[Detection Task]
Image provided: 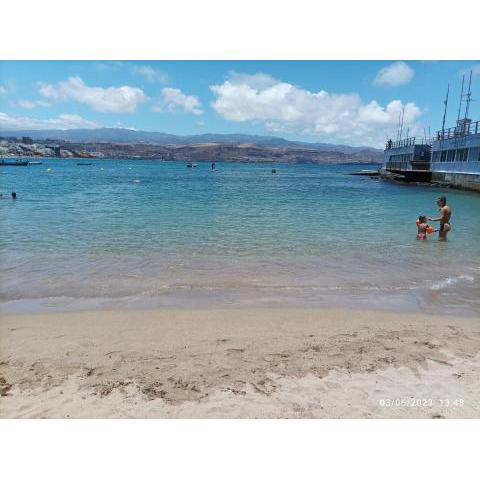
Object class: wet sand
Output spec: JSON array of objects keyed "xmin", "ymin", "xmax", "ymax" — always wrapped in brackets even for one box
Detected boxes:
[{"xmin": 1, "ymin": 307, "xmax": 479, "ymax": 418}]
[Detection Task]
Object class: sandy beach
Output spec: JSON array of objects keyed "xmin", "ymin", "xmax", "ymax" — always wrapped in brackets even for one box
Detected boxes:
[{"xmin": 1, "ymin": 307, "xmax": 479, "ymax": 418}]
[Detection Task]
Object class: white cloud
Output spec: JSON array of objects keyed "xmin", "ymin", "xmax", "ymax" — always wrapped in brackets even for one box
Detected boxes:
[
  {"xmin": 374, "ymin": 61, "xmax": 415, "ymax": 87},
  {"xmin": 95, "ymin": 61, "xmax": 125, "ymax": 71},
  {"xmin": 227, "ymin": 71, "xmax": 278, "ymax": 90},
  {"xmin": 18, "ymin": 99, "xmax": 50, "ymax": 109},
  {"xmin": 0, "ymin": 112, "xmax": 101, "ymax": 130},
  {"xmin": 210, "ymin": 72, "xmax": 422, "ymax": 147},
  {"xmin": 131, "ymin": 65, "xmax": 168, "ymax": 83},
  {"xmin": 18, "ymin": 99, "xmax": 36, "ymax": 109},
  {"xmin": 0, "ymin": 80, "xmax": 16, "ymax": 96},
  {"xmin": 154, "ymin": 87, "xmax": 203, "ymax": 116},
  {"xmin": 38, "ymin": 76, "xmax": 146, "ymax": 113}
]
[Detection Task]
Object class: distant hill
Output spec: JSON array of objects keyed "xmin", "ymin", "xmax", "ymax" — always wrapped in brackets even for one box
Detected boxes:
[{"xmin": 0, "ymin": 128, "xmax": 381, "ymax": 155}]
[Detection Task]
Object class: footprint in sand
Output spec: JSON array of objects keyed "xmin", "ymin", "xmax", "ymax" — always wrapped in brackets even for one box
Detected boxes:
[
  {"xmin": 263, "ymin": 353, "xmax": 290, "ymax": 362},
  {"xmin": 95, "ymin": 380, "xmax": 133, "ymax": 397},
  {"xmin": 333, "ymin": 333, "xmax": 358, "ymax": 339},
  {"xmin": 251, "ymin": 378, "xmax": 277, "ymax": 395},
  {"xmin": 0, "ymin": 376, "xmax": 13, "ymax": 396},
  {"xmin": 447, "ymin": 325, "xmax": 462, "ymax": 335},
  {"xmin": 225, "ymin": 348, "xmax": 245, "ymax": 355},
  {"xmin": 413, "ymin": 340, "xmax": 440, "ymax": 349},
  {"xmin": 225, "ymin": 381, "xmax": 247, "ymax": 396},
  {"xmin": 302, "ymin": 345, "xmax": 322, "ymax": 353},
  {"xmin": 141, "ymin": 381, "xmax": 167, "ymax": 400},
  {"xmin": 153, "ymin": 355, "xmax": 176, "ymax": 361}
]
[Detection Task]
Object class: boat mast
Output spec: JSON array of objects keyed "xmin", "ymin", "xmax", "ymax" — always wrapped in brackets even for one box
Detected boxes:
[
  {"xmin": 457, "ymin": 74, "xmax": 465, "ymax": 125},
  {"xmin": 441, "ymin": 84, "xmax": 450, "ymax": 138},
  {"xmin": 399, "ymin": 106, "xmax": 405, "ymax": 141},
  {"xmin": 396, "ymin": 110, "xmax": 402, "ymax": 142},
  {"xmin": 464, "ymin": 70, "xmax": 473, "ymax": 119}
]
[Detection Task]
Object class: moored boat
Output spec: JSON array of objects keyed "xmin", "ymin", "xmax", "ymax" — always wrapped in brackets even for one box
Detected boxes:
[
  {"xmin": 0, "ymin": 159, "xmax": 29, "ymax": 166},
  {"xmin": 429, "ymin": 118, "xmax": 480, "ymax": 191},
  {"xmin": 381, "ymin": 137, "xmax": 432, "ymax": 182},
  {"xmin": 380, "ymin": 70, "xmax": 480, "ymax": 191}
]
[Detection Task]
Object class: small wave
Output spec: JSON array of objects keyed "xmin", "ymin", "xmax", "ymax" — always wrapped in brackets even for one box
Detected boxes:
[{"xmin": 429, "ymin": 274, "xmax": 475, "ymax": 291}]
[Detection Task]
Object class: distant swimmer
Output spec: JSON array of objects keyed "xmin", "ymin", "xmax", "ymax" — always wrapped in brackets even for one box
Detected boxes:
[
  {"xmin": 211, "ymin": 162, "xmax": 216, "ymax": 170},
  {"xmin": 11, "ymin": 192, "xmax": 17, "ymax": 200},
  {"xmin": 428, "ymin": 195, "xmax": 452, "ymax": 240},
  {"xmin": 416, "ymin": 215, "xmax": 436, "ymax": 241},
  {"xmin": 272, "ymin": 168, "xmax": 276, "ymax": 174}
]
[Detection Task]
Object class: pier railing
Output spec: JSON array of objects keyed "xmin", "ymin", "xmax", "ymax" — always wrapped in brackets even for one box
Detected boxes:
[
  {"xmin": 385, "ymin": 136, "xmax": 429, "ymax": 150},
  {"xmin": 435, "ymin": 120, "xmax": 480, "ymax": 140}
]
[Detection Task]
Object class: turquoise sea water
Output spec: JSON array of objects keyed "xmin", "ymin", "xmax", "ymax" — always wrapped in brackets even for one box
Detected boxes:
[{"xmin": 1, "ymin": 159, "xmax": 480, "ymax": 314}]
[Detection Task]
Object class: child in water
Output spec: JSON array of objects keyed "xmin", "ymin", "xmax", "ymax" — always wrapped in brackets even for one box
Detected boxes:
[{"xmin": 416, "ymin": 215, "xmax": 436, "ymax": 240}]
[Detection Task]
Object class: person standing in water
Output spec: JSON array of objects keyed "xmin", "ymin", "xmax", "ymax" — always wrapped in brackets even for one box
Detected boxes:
[{"xmin": 429, "ymin": 195, "xmax": 451, "ymax": 240}]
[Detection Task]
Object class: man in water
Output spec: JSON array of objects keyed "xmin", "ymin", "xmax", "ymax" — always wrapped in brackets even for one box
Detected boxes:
[{"xmin": 429, "ymin": 195, "xmax": 451, "ymax": 240}]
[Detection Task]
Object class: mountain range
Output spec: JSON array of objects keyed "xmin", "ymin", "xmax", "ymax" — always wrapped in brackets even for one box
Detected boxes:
[{"xmin": 0, "ymin": 128, "xmax": 381, "ymax": 155}]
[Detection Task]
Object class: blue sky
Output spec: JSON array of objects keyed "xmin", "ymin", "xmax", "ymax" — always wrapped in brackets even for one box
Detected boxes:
[{"xmin": 1, "ymin": 60, "xmax": 479, "ymax": 147}]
